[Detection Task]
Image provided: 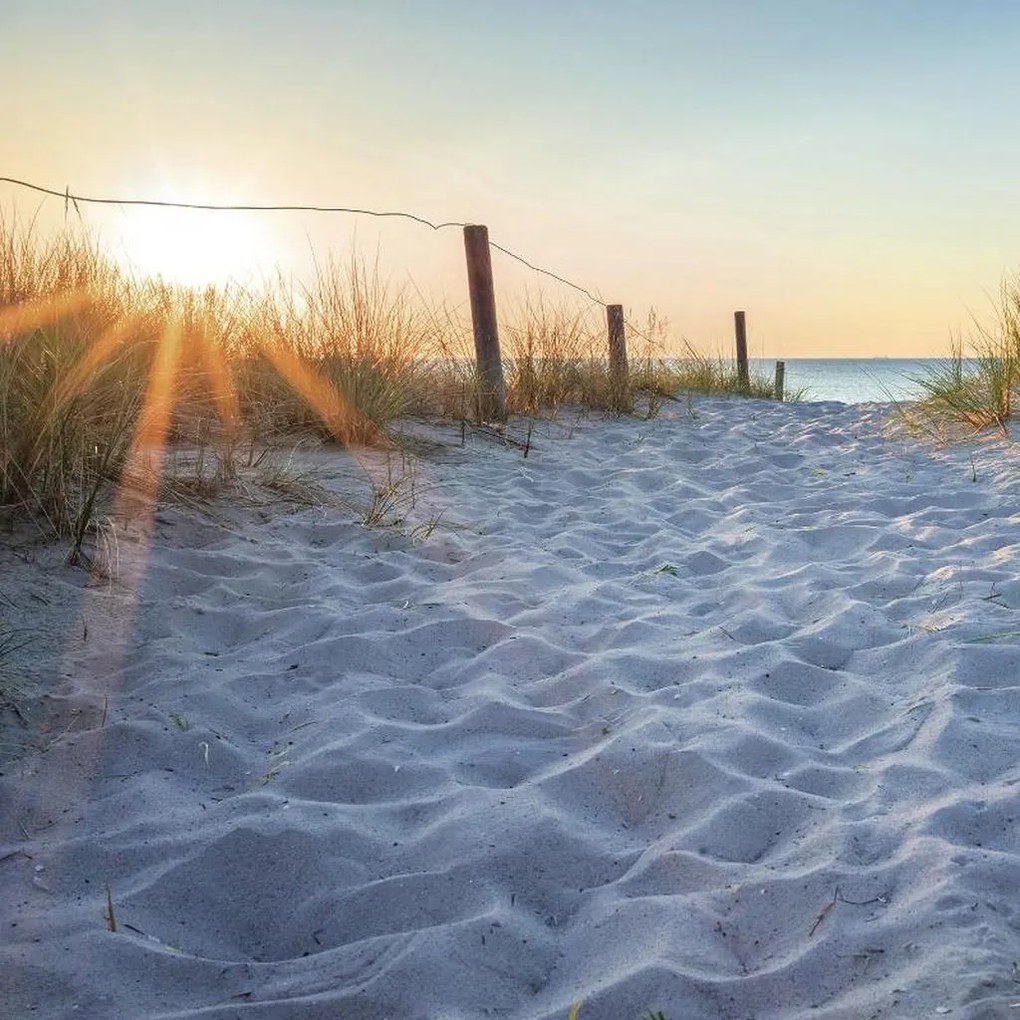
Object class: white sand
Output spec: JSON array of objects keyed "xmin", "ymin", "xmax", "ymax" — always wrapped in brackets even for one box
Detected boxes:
[{"xmin": 2, "ymin": 397, "xmax": 1019, "ymax": 1020}]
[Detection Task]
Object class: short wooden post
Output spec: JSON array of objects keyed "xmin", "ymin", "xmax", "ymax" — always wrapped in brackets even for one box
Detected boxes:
[
  {"xmin": 734, "ymin": 310, "xmax": 749, "ymax": 390},
  {"xmin": 606, "ymin": 303, "xmax": 628, "ymax": 409},
  {"xmin": 774, "ymin": 360, "xmax": 786, "ymax": 402},
  {"xmin": 463, "ymin": 224, "xmax": 506, "ymax": 421}
]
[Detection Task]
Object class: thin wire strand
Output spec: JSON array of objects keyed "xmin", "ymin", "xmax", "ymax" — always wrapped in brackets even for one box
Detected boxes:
[
  {"xmin": 0, "ymin": 175, "xmax": 468, "ymax": 232},
  {"xmin": 486, "ymin": 241, "xmax": 605, "ymax": 307},
  {"xmin": 0, "ymin": 174, "xmax": 672, "ymax": 346}
]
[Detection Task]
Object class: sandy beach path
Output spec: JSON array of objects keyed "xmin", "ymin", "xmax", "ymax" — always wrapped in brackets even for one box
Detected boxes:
[{"xmin": 1, "ymin": 397, "xmax": 1018, "ymax": 1019}]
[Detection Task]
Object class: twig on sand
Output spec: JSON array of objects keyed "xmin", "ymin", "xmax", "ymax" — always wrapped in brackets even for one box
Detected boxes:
[
  {"xmin": 465, "ymin": 420, "xmax": 532, "ymax": 451},
  {"xmin": 809, "ymin": 887, "xmax": 840, "ymax": 937},
  {"xmin": 838, "ymin": 891, "xmax": 889, "ymax": 907},
  {"xmin": 105, "ymin": 885, "xmax": 117, "ymax": 933},
  {"xmin": 837, "ymin": 947, "xmax": 885, "ymax": 972},
  {"xmin": 7, "ymin": 701, "xmax": 29, "ymax": 727},
  {"xmin": 810, "ymin": 887, "xmax": 889, "ymax": 937}
]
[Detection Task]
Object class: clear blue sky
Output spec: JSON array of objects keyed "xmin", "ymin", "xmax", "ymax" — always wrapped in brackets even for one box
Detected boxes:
[{"xmin": 3, "ymin": 1, "xmax": 1019, "ymax": 355}]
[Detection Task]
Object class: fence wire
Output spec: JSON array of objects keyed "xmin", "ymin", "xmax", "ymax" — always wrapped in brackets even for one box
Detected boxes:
[{"xmin": 0, "ymin": 174, "xmax": 664, "ymax": 348}]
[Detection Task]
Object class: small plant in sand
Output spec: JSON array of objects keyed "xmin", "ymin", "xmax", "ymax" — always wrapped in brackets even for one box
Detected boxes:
[
  {"xmin": 362, "ymin": 451, "xmax": 417, "ymax": 527},
  {"xmin": 359, "ymin": 450, "xmax": 444, "ymax": 539}
]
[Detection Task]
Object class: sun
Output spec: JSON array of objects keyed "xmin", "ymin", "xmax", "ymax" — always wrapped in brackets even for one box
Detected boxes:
[{"xmin": 109, "ymin": 206, "xmax": 274, "ymax": 288}]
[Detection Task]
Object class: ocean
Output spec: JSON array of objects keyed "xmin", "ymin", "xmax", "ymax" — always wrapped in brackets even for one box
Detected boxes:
[{"xmin": 752, "ymin": 358, "xmax": 951, "ymax": 404}]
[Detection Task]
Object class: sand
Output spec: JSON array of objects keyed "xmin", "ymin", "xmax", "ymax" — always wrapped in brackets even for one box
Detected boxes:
[{"xmin": 1, "ymin": 396, "xmax": 1018, "ymax": 1020}]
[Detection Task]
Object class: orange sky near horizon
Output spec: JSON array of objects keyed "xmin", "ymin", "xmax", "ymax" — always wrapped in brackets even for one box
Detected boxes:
[{"xmin": 2, "ymin": 1, "xmax": 1019, "ymax": 358}]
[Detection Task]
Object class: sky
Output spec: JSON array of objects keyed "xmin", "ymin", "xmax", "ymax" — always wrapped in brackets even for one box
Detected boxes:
[{"xmin": 2, "ymin": 0, "xmax": 1019, "ymax": 357}]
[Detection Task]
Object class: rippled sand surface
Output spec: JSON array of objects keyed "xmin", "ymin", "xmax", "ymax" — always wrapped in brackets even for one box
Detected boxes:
[{"xmin": 2, "ymin": 398, "xmax": 1018, "ymax": 1019}]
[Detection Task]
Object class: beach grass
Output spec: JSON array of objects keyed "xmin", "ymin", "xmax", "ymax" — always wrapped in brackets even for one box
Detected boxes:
[
  {"xmin": 912, "ymin": 275, "xmax": 1020, "ymax": 436},
  {"xmin": 502, "ymin": 295, "xmax": 634, "ymax": 415},
  {"xmin": 0, "ymin": 218, "xmax": 784, "ymax": 541},
  {"xmin": 0, "ymin": 220, "xmax": 139, "ymax": 542},
  {"xmin": 631, "ymin": 347, "xmax": 782, "ymax": 404},
  {"xmin": 914, "ymin": 343, "xmax": 1016, "ymax": 435}
]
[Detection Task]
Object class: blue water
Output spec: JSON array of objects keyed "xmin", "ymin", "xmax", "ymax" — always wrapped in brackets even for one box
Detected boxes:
[{"xmin": 751, "ymin": 358, "xmax": 951, "ymax": 404}]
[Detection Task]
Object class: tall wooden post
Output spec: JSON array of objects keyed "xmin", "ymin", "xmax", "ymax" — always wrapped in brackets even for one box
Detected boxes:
[
  {"xmin": 734, "ymin": 310, "xmax": 749, "ymax": 390},
  {"xmin": 463, "ymin": 225, "xmax": 506, "ymax": 422},
  {"xmin": 606, "ymin": 303, "xmax": 628, "ymax": 409},
  {"xmin": 774, "ymin": 360, "xmax": 786, "ymax": 402}
]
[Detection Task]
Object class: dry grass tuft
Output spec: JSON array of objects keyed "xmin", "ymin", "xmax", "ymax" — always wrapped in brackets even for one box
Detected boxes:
[
  {"xmin": 911, "ymin": 275, "xmax": 1020, "ymax": 438},
  {"xmin": 504, "ymin": 295, "xmax": 632, "ymax": 416}
]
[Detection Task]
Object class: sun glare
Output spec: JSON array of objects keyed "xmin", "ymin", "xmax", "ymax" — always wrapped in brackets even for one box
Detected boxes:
[{"xmin": 110, "ymin": 207, "xmax": 273, "ymax": 288}]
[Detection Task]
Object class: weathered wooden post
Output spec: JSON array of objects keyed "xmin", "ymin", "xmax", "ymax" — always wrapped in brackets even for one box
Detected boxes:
[
  {"xmin": 606, "ymin": 303, "xmax": 628, "ymax": 409},
  {"xmin": 734, "ymin": 310, "xmax": 749, "ymax": 391},
  {"xmin": 774, "ymin": 360, "xmax": 786, "ymax": 401},
  {"xmin": 463, "ymin": 224, "xmax": 506, "ymax": 421}
]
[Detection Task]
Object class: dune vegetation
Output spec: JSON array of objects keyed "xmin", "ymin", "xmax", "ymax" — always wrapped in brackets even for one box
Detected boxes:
[
  {"xmin": 0, "ymin": 218, "xmax": 782, "ymax": 546},
  {"xmin": 911, "ymin": 275, "xmax": 1020, "ymax": 438}
]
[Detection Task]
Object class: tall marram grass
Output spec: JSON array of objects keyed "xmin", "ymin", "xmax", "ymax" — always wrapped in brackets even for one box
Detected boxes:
[
  {"xmin": 504, "ymin": 296, "xmax": 633, "ymax": 414},
  {"xmin": 0, "ymin": 221, "xmax": 443, "ymax": 544},
  {"xmin": 915, "ymin": 276, "xmax": 1020, "ymax": 436},
  {"xmin": 0, "ymin": 220, "xmax": 148, "ymax": 543},
  {"xmin": 0, "ymin": 218, "xmax": 784, "ymax": 543},
  {"xmin": 237, "ymin": 256, "xmax": 438, "ymax": 442}
]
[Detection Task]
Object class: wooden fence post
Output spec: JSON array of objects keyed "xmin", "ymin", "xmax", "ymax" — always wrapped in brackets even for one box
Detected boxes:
[
  {"xmin": 734, "ymin": 310, "xmax": 749, "ymax": 390},
  {"xmin": 606, "ymin": 303, "xmax": 628, "ymax": 409},
  {"xmin": 774, "ymin": 360, "xmax": 786, "ymax": 402},
  {"xmin": 463, "ymin": 224, "xmax": 506, "ymax": 421}
]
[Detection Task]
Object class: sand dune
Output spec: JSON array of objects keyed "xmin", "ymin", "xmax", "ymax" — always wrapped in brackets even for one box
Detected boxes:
[{"xmin": 2, "ymin": 397, "xmax": 1019, "ymax": 1019}]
